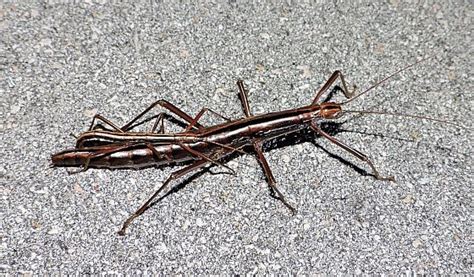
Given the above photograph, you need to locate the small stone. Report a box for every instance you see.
[374,43,385,54]
[281,154,291,163]
[73,183,85,194]
[30,186,48,194]
[419,177,431,185]
[83,108,97,118]
[196,218,206,227]
[31,220,41,230]
[297,65,312,78]
[48,226,61,235]
[179,49,189,58]
[401,194,415,204]
[412,238,423,248]
[30,9,40,17]
[40,38,52,47]
[447,71,456,81]
[271,264,281,270]
[202,192,211,203]
[214,87,225,95]
[10,105,21,114]
[18,205,27,214]
[303,219,311,231]
[298,83,310,90]
[389,0,400,6]
[157,242,168,252]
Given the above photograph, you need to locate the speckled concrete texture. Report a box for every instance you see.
[2,1,472,274]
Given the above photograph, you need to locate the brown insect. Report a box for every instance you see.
[52,57,461,235]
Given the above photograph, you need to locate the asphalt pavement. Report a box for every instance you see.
[2,1,472,274]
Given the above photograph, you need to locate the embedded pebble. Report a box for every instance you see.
[412,239,423,248]
[48,227,61,235]
[196,218,206,227]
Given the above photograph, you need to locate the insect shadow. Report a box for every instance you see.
[147,121,377,213]
[142,85,414,211]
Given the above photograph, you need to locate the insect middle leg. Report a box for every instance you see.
[237,81,295,213]
[253,140,296,214]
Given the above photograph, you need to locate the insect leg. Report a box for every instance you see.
[177,142,235,175]
[310,121,395,181]
[117,158,209,236]
[67,143,135,174]
[149,113,166,133]
[253,140,296,214]
[88,112,169,133]
[312,71,357,105]
[231,80,298,213]
[87,114,124,132]
[237,80,252,117]
[121,99,205,131]
[184,108,231,132]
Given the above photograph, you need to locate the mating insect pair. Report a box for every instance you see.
[52,57,453,235]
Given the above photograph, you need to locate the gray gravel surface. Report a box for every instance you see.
[2,1,473,274]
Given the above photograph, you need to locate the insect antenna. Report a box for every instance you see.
[341,56,432,106]
[342,109,470,129]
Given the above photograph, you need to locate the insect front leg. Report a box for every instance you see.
[310,121,395,182]
[312,70,357,105]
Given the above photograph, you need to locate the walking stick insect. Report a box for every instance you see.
[52,57,463,235]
